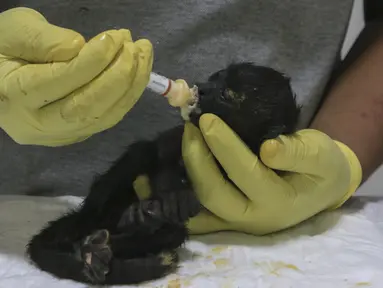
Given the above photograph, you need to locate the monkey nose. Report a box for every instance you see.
[195,82,218,98]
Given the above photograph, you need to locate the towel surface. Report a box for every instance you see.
[0,195,381,288]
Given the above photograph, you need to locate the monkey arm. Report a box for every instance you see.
[26,210,101,284]
[25,140,167,285]
[81,140,159,225]
[117,125,201,231]
[311,33,383,182]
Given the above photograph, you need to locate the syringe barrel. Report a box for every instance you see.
[146,72,197,109]
[147,72,173,96]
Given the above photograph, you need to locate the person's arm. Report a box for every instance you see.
[310,32,383,182]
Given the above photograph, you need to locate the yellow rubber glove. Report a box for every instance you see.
[0,8,153,146]
[183,114,362,235]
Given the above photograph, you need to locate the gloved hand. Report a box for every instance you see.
[182,114,362,235]
[0,7,153,146]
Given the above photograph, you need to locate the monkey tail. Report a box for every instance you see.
[26,224,180,285]
[104,251,179,285]
[25,212,94,284]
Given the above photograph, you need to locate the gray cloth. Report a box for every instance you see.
[0,0,354,196]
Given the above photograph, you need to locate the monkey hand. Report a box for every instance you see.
[0,8,153,146]
[182,114,362,235]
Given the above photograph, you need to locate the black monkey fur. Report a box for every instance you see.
[26,62,301,285]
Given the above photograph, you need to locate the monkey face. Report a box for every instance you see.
[189,62,300,155]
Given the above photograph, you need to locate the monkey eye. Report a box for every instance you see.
[219,90,227,101]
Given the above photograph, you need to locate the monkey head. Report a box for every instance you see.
[189,62,301,155]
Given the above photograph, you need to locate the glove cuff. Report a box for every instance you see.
[328,141,362,210]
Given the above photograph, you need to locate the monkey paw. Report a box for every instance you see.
[81,229,112,284]
[117,189,201,233]
[116,201,164,233]
[158,189,202,223]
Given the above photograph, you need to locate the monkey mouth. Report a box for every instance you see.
[180,85,200,121]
